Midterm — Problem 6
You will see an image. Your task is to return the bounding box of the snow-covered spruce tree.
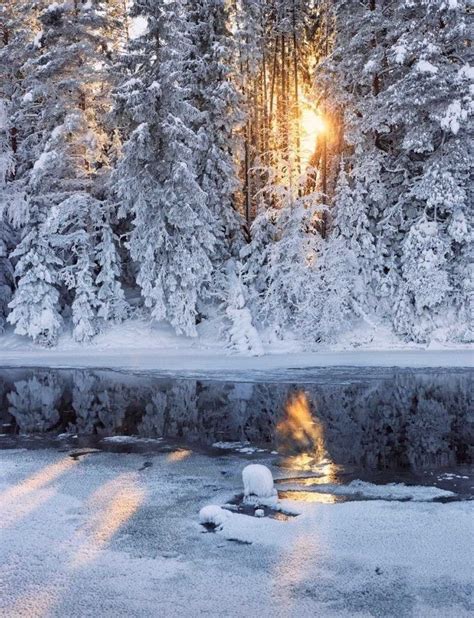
[0,100,16,331]
[184,0,244,260]
[113,1,222,337]
[183,0,262,350]
[95,214,129,325]
[312,164,366,343]
[5,0,125,343]
[7,227,63,346]
[222,259,264,355]
[245,178,325,340]
[316,0,473,342]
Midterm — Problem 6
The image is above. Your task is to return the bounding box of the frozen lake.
[1,366,473,616]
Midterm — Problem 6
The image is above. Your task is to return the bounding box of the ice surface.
[0,449,472,616]
[242,464,276,500]
[292,480,456,501]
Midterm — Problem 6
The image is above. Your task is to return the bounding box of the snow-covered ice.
[0,448,472,617]
[279,480,456,502]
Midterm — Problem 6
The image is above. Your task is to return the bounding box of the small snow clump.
[199,505,231,529]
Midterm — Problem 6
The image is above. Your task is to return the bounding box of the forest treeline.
[0,0,472,350]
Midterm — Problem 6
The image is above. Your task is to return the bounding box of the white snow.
[199,505,231,529]
[33,30,43,48]
[0,449,472,616]
[441,100,467,135]
[0,319,472,372]
[101,435,163,444]
[284,480,456,502]
[393,42,407,64]
[242,464,276,500]
[416,60,438,74]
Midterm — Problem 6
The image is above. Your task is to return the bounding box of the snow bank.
[199,505,231,529]
[0,319,472,373]
[242,464,276,501]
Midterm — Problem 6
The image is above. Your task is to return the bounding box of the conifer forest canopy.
[0,0,472,350]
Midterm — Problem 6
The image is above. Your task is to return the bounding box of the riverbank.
[0,320,472,373]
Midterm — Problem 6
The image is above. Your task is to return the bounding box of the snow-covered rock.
[199,505,231,529]
[242,464,277,501]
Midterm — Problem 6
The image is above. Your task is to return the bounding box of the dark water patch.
[0,366,472,494]
[224,494,297,519]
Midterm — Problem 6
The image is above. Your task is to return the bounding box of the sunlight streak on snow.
[166,449,192,462]
[0,457,78,528]
[71,473,144,566]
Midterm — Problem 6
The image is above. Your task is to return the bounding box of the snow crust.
[290,480,455,502]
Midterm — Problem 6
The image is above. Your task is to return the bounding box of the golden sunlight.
[71,473,144,567]
[0,457,79,528]
[300,106,327,168]
[276,392,326,466]
[167,449,192,463]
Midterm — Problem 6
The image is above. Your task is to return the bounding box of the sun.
[300,106,327,168]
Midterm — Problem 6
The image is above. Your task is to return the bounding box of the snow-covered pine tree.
[316,0,472,342]
[0,99,16,331]
[95,213,128,325]
[251,183,324,340]
[5,0,124,343]
[184,0,245,260]
[7,227,63,346]
[70,246,99,343]
[113,0,222,336]
[313,163,365,343]
[222,259,264,355]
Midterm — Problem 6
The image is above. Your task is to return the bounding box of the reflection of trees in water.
[7,373,61,432]
[1,369,472,470]
[312,373,473,470]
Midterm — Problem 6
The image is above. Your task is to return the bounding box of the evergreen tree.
[6,0,122,343]
[7,228,63,346]
[316,0,472,342]
[113,0,220,336]
[95,215,129,324]
[184,0,244,259]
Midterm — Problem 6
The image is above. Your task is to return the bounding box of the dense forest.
[0,0,472,351]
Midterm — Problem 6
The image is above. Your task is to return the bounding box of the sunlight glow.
[71,473,144,566]
[167,449,192,462]
[0,457,78,528]
[276,392,337,473]
[300,107,327,168]
[277,392,325,456]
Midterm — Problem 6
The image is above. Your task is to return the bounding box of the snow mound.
[242,464,277,502]
[199,505,231,529]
